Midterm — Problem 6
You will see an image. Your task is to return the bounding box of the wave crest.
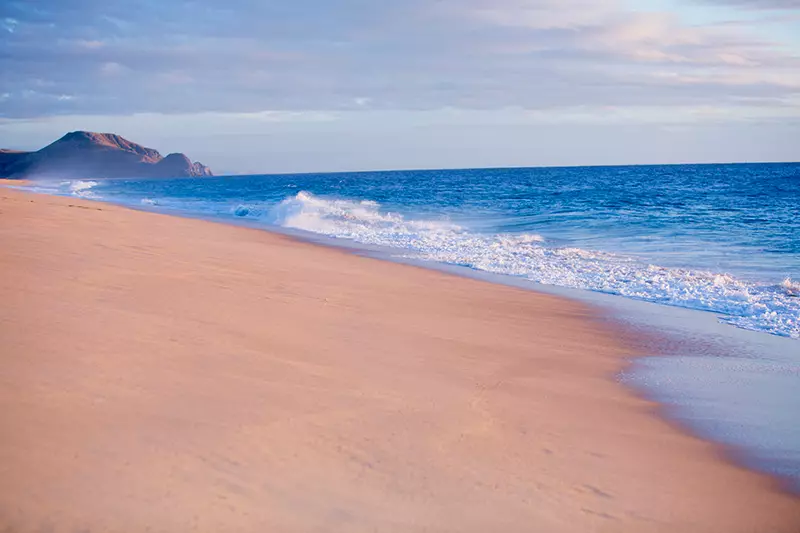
[67,180,98,195]
[269,191,463,239]
[265,192,798,339]
[781,278,800,297]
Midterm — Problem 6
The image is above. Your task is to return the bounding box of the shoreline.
[194,200,800,495]
[1,187,799,531]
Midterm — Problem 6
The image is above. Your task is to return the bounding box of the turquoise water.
[18,162,800,489]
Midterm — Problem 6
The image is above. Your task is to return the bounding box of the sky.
[1,0,799,174]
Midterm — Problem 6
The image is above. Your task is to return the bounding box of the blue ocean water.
[14,162,800,489]
[29,163,800,339]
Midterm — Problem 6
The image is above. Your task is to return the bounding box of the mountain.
[0,131,213,179]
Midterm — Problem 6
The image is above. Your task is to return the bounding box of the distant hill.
[0,131,213,179]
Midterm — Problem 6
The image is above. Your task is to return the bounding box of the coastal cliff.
[0,131,213,179]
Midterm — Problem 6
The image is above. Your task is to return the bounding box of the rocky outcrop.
[154,152,213,178]
[0,131,213,179]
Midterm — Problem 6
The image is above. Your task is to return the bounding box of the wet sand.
[1,187,798,532]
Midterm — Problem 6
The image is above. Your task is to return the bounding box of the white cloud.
[0,0,797,120]
[74,39,105,49]
[459,0,620,30]
[3,17,18,33]
[696,0,800,9]
[99,61,128,76]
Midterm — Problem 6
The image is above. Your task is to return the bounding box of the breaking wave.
[14,179,102,199]
[21,180,797,340]
[68,180,99,197]
[265,192,799,339]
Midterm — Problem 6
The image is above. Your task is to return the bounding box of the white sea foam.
[269,191,462,239]
[67,180,99,198]
[23,182,796,339]
[266,192,799,339]
[11,179,102,200]
[781,278,800,297]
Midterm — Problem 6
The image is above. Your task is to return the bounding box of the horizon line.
[214,159,800,178]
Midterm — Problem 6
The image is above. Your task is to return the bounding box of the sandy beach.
[0,186,798,532]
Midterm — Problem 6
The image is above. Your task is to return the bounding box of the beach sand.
[1,186,798,532]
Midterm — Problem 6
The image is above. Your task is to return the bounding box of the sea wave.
[17,179,103,199]
[266,192,799,339]
[68,180,99,197]
[269,191,463,240]
[34,182,798,339]
[781,278,800,297]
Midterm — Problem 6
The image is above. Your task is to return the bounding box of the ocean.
[18,162,800,488]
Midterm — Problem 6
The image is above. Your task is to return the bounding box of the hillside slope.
[0,132,213,179]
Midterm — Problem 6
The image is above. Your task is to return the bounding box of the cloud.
[3,108,797,173]
[0,0,798,119]
[693,0,800,9]
[98,61,127,76]
[3,17,18,33]
[458,0,620,29]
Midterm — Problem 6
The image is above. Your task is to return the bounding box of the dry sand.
[1,187,798,532]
